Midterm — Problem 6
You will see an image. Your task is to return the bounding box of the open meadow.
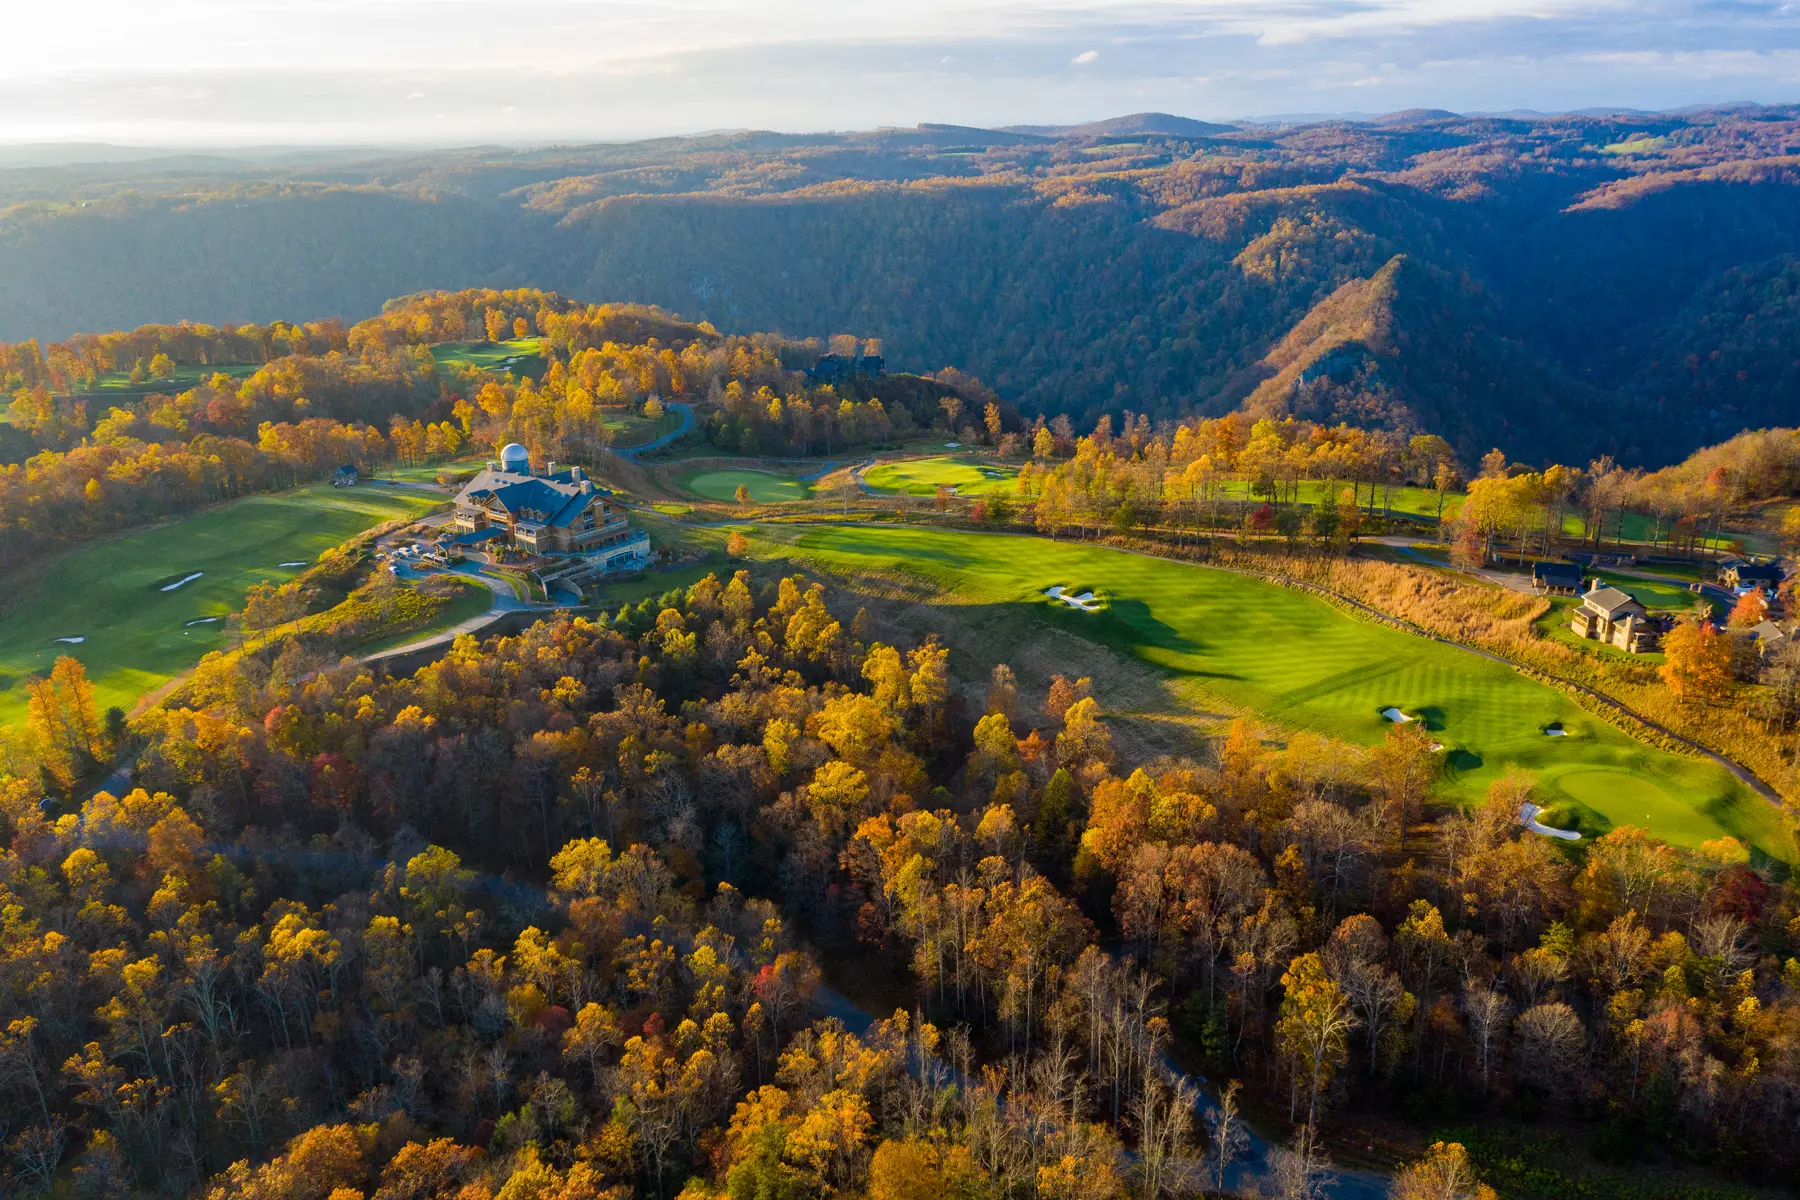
[752,524,1790,859]
[0,485,443,726]
[861,455,1019,497]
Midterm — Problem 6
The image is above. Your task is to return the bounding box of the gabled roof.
[1582,585,1641,615]
[1750,619,1788,643]
[454,465,615,530]
[1730,561,1782,580]
[1532,561,1582,584]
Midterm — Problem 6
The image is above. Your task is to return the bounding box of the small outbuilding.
[332,463,359,487]
[1531,561,1583,594]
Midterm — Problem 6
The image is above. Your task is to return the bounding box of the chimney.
[580,479,593,494]
[570,465,583,482]
[547,460,558,478]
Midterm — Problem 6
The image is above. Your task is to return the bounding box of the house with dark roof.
[1569,580,1659,654]
[332,463,359,487]
[1722,560,1783,590]
[451,444,644,562]
[1531,561,1583,594]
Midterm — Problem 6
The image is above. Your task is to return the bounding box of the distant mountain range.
[4,106,1800,466]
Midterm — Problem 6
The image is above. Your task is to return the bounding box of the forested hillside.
[6,107,1800,463]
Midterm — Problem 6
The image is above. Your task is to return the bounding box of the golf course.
[0,485,444,727]
[757,524,1791,858]
[430,337,548,377]
[861,455,1019,497]
[683,468,813,503]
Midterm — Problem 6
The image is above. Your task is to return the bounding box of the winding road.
[613,401,695,461]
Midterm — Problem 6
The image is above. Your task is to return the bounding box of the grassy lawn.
[1534,570,1718,663]
[0,485,443,726]
[1214,480,1456,521]
[593,562,725,608]
[863,456,1020,497]
[429,338,547,378]
[609,409,684,449]
[90,362,261,394]
[682,469,812,503]
[348,578,492,657]
[381,458,484,485]
[751,525,1789,858]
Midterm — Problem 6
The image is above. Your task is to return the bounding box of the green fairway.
[430,338,547,378]
[0,486,443,726]
[863,456,1019,497]
[758,525,1789,858]
[91,362,261,394]
[683,469,812,503]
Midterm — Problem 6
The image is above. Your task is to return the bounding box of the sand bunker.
[52,636,85,644]
[279,561,307,567]
[183,617,219,627]
[1544,725,1568,737]
[1380,707,1414,723]
[1045,586,1100,612]
[1519,802,1580,841]
[161,572,204,592]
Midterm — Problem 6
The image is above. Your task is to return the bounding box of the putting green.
[0,485,443,726]
[684,469,811,503]
[862,456,1019,497]
[759,525,1790,859]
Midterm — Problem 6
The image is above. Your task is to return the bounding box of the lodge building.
[451,443,643,560]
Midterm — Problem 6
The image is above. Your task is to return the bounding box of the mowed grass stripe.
[862,456,1019,497]
[761,525,1789,859]
[0,485,442,726]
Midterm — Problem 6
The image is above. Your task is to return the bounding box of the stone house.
[1569,580,1660,654]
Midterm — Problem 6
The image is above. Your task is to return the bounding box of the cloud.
[0,1,1797,143]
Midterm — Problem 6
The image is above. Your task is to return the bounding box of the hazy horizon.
[2,0,1797,146]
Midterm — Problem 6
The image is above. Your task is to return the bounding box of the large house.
[1722,560,1783,591]
[451,444,646,567]
[1569,580,1660,654]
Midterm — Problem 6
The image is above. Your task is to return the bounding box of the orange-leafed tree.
[1728,590,1770,629]
[1659,615,1732,702]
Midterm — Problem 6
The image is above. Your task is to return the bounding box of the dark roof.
[1730,562,1782,581]
[1532,562,1582,584]
[455,465,609,530]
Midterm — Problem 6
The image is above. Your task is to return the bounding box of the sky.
[2,0,1798,145]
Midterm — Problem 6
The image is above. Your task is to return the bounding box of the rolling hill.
[6,107,1800,465]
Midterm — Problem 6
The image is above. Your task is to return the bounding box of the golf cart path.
[361,566,578,666]
[612,401,694,461]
